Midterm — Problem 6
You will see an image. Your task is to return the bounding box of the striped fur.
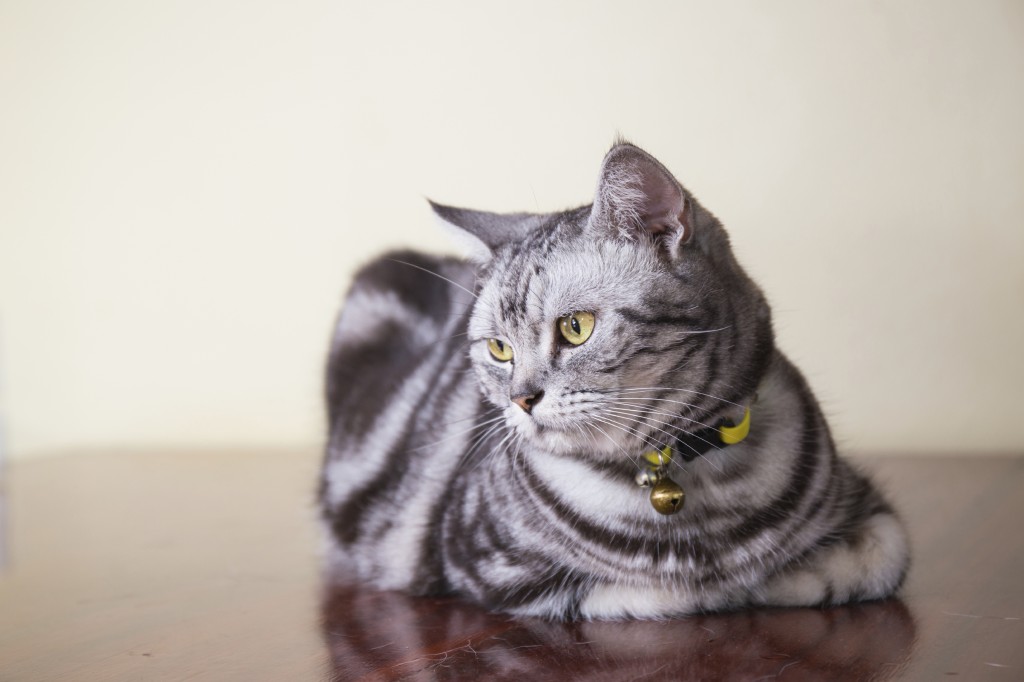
[319,143,909,619]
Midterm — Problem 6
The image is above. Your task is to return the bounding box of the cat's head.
[434,142,774,459]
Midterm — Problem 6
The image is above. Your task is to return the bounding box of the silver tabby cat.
[319,142,909,620]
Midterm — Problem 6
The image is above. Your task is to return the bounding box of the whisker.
[438,409,501,428]
[409,415,505,452]
[602,406,725,472]
[601,407,687,448]
[668,325,733,337]
[604,400,720,431]
[492,428,523,475]
[604,387,745,409]
[602,409,715,463]
[458,413,507,458]
[608,396,715,419]
[603,403,724,448]
[595,413,674,454]
[388,258,478,299]
[588,414,670,467]
[464,419,516,473]
[587,421,643,471]
[459,421,509,473]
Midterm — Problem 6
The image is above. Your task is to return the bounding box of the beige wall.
[1,0,1022,459]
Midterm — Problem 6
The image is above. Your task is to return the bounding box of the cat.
[318,142,909,620]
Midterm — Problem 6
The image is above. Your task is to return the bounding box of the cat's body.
[319,143,909,619]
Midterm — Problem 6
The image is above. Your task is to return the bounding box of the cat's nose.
[511,391,544,414]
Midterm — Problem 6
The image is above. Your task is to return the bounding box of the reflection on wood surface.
[321,578,915,681]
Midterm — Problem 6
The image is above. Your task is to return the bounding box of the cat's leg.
[753,510,909,608]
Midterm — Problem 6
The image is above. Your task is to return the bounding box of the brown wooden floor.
[0,450,1021,681]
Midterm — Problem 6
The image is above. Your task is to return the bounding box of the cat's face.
[469,225,676,455]
[444,143,773,459]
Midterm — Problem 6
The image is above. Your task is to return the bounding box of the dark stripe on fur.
[726,383,822,544]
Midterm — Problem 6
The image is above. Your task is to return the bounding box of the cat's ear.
[429,200,547,262]
[588,142,692,251]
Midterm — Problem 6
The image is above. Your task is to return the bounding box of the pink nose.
[512,391,543,413]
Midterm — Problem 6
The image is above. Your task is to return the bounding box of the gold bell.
[650,477,685,515]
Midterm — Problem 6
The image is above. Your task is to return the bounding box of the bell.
[634,469,662,488]
[650,477,685,515]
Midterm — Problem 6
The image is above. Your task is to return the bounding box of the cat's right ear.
[587,142,693,257]
[429,200,547,262]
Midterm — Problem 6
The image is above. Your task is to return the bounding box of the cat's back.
[320,250,483,589]
[325,250,477,433]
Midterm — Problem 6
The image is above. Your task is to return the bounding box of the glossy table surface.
[0,450,1021,681]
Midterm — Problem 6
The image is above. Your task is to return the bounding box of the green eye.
[558,312,595,345]
[487,338,514,362]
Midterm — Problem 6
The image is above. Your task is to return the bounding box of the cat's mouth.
[507,408,576,451]
[507,408,640,458]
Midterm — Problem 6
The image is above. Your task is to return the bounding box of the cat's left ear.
[587,142,693,254]
[429,200,547,262]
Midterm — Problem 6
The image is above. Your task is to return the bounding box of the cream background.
[1,0,1022,459]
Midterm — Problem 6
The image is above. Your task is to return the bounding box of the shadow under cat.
[320,575,916,681]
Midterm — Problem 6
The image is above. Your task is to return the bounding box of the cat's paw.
[579,582,703,620]
[757,512,910,608]
[755,568,830,607]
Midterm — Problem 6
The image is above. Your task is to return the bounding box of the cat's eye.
[558,312,596,345]
[487,338,514,362]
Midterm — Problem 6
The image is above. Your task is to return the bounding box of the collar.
[672,406,751,461]
[636,407,751,515]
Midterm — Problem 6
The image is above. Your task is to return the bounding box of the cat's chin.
[527,428,590,456]
[511,415,629,459]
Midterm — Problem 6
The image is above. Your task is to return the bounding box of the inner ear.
[639,178,691,244]
[590,142,692,246]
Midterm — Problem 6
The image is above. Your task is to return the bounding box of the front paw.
[755,569,831,607]
[579,582,704,620]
